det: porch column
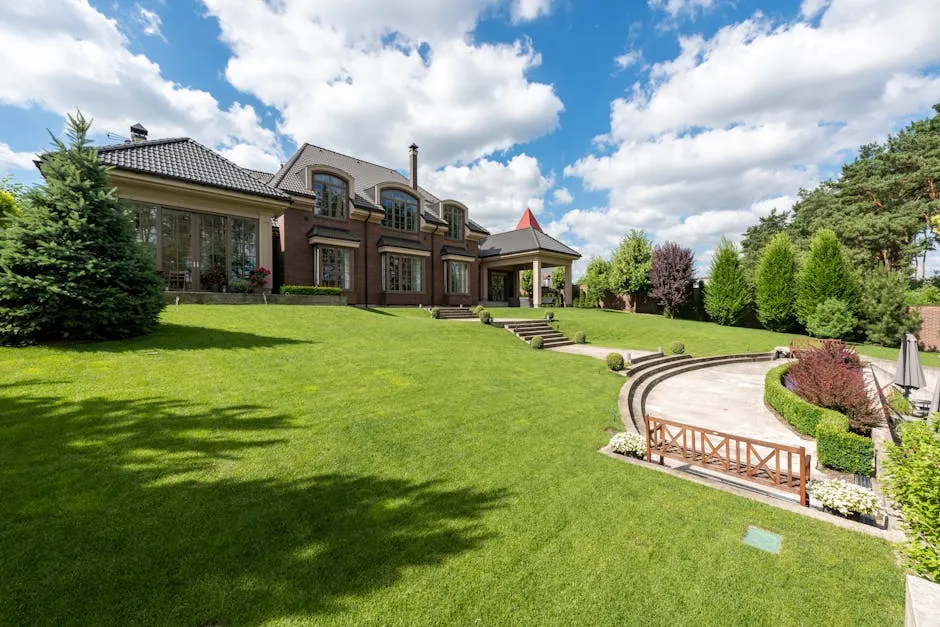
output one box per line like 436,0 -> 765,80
532,259 -> 542,308
564,262 -> 572,308
259,213 -> 273,290
481,265 -> 488,304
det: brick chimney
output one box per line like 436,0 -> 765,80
409,143 -> 418,189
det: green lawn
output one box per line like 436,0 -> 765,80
486,306 -> 940,367
0,306 -> 904,625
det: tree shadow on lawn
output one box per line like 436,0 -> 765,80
0,389 -> 507,625
49,323 -> 314,353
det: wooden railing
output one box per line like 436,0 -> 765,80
646,416 -> 810,506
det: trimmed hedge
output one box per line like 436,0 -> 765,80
764,362 -> 836,436
764,361 -> 875,476
817,413 -> 875,476
280,286 -> 342,296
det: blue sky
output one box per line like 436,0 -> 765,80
3,0 -> 940,276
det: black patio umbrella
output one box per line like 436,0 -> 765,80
895,333 -> 927,398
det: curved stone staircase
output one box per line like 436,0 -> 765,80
619,350 -> 778,434
504,319 -> 573,348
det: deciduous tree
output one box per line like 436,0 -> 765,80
649,242 -> 694,318
609,229 -> 652,312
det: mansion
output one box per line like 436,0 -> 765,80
93,124 -> 580,307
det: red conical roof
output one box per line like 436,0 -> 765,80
515,208 -> 543,232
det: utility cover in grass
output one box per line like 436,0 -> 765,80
743,526 -> 782,554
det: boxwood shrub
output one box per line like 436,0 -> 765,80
764,361 -> 875,476
280,285 -> 342,296
669,341 -> 685,355
574,331 -> 586,344
530,335 -> 544,349
606,352 -> 625,371
430,307 -> 440,319
816,413 -> 875,476
479,310 -> 492,324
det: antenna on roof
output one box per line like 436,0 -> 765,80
106,131 -> 129,143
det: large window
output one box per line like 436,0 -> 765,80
445,261 -> 468,294
381,189 -> 418,232
312,173 -> 347,219
128,202 -> 259,291
443,204 -> 464,240
382,254 -> 423,292
230,217 -> 258,280
317,246 -> 352,289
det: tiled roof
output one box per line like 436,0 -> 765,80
467,219 -> 490,235
96,138 -> 289,200
479,227 -> 581,259
306,225 -> 360,241
268,144 -> 449,215
376,236 -> 429,252
243,168 -> 274,184
440,245 -> 473,257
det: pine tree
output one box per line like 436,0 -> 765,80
755,233 -> 800,332
796,229 -> 860,325
860,266 -> 921,346
704,237 -> 750,326
0,112 -> 165,344
608,229 -> 652,312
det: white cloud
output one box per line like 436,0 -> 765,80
614,50 -> 642,70
421,153 -> 552,233
510,0 -> 553,23
203,0 -> 564,170
135,4 -> 165,41
647,0 -> 716,18
0,143 -> 37,170
552,187 -> 573,205
562,0 -> 940,268
0,1 -> 283,167
800,0 -> 829,19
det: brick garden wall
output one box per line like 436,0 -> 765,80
915,306 -> 940,351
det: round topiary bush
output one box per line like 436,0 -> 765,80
530,335 -> 544,349
479,310 -> 492,324
574,331 -> 586,344
472,304 -> 484,314
430,307 -> 440,319
606,352 -> 625,371
669,341 -> 685,354
544,311 -> 554,321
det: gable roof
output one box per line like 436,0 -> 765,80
515,208 -> 543,232
479,227 -> 581,259
96,138 -> 289,200
268,143 -> 446,213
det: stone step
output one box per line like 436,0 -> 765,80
527,334 -> 567,343
624,354 -> 691,377
516,327 -> 556,337
542,340 -> 573,348
507,319 -> 556,327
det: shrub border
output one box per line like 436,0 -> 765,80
764,361 -> 874,476
280,285 -> 342,296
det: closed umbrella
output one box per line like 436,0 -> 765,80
929,376 -> 940,414
895,333 -> 927,397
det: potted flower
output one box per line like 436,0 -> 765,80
609,431 -> 647,459
808,478 -> 882,522
247,266 -> 271,293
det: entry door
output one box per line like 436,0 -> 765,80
489,272 -> 506,301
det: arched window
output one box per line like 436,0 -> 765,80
381,189 -> 418,232
443,204 -> 464,240
312,173 -> 348,219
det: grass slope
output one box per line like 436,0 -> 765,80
0,306 -> 903,625
485,307 -> 939,367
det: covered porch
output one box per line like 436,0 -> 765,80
480,252 -> 575,308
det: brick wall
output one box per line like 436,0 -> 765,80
915,306 -> 940,351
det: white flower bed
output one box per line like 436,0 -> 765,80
609,432 -> 647,458
809,478 -> 881,517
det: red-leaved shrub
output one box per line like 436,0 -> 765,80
789,340 -> 880,435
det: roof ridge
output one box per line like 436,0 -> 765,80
97,137 -> 189,151
306,143 -> 406,178
268,142 -> 310,188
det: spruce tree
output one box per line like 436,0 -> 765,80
704,237 -> 750,326
0,112 -> 164,344
860,266 -> 921,346
755,233 -> 800,332
796,229 -> 860,325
